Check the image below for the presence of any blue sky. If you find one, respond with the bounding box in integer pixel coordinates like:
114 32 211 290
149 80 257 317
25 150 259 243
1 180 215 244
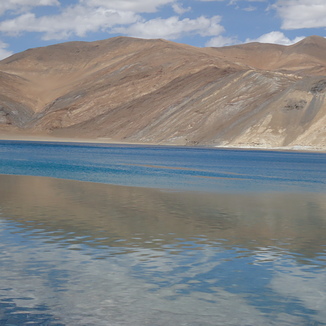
0 0 325 59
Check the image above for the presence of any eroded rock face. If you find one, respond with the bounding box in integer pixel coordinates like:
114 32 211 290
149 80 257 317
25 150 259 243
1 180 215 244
0 36 326 150
311 79 326 93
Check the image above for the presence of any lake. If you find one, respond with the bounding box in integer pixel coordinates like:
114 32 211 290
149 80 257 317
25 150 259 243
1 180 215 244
0 140 325 325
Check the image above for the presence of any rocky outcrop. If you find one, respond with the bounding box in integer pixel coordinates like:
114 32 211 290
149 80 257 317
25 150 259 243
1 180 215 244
0 36 325 150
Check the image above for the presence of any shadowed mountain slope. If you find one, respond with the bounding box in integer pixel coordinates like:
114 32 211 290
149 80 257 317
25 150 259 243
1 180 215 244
0 36 325 150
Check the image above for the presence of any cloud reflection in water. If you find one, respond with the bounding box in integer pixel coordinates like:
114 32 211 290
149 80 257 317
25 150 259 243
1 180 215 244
0 174 325 325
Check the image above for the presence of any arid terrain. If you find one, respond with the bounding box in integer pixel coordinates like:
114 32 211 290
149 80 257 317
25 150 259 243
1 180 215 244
0 35 325 150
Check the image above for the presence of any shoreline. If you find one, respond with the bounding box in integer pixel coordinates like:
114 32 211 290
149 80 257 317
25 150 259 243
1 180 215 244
0 133 154 146
0 133 325 154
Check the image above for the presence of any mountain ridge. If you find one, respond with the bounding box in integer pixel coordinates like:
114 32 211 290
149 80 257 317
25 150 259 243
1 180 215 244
0 36 325 150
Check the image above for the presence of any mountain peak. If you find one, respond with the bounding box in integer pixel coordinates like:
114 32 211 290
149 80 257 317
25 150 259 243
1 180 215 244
294 35 326 47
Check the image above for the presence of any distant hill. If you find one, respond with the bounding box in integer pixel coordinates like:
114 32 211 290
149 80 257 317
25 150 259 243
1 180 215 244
0 35 326 150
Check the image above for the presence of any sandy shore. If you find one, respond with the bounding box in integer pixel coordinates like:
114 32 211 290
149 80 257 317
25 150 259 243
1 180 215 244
0 133 149 145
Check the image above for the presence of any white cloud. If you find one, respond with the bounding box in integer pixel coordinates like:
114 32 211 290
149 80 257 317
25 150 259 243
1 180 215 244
243 6 257 11
228 0 266 4
0 40 13 60
113 15 224 40
80 0 175 13
0 1 224 43
0 0 59 15
172 2 191 14
273 0 326 30
245 31 305 45
0 5 140 40
205 35 239 47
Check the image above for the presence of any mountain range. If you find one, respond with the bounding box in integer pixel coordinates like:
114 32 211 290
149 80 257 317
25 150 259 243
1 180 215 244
0 35 325 150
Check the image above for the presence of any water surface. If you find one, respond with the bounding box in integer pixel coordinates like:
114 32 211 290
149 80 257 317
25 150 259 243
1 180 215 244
0 140 325 192
0 175 325 325
0 141 325 325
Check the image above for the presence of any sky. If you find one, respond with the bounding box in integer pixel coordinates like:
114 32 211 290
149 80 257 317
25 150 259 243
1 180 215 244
0 0 325 60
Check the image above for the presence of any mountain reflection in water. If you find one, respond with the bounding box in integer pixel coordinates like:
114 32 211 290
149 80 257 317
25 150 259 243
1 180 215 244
0 174 325 326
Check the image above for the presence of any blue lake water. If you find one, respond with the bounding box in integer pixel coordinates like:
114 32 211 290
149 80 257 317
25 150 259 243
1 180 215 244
1 140 326 193
0 140 325 325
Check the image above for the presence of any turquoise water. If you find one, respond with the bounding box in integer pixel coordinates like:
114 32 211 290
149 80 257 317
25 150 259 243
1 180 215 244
0 141 325 325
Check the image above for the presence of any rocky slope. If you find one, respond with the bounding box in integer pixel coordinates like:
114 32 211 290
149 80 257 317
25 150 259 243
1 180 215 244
0 35 325 150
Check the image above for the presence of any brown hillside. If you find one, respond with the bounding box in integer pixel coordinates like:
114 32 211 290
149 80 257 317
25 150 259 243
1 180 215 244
0 36 325 150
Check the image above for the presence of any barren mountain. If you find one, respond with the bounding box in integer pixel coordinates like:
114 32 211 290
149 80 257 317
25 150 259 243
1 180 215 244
0 35 325 150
